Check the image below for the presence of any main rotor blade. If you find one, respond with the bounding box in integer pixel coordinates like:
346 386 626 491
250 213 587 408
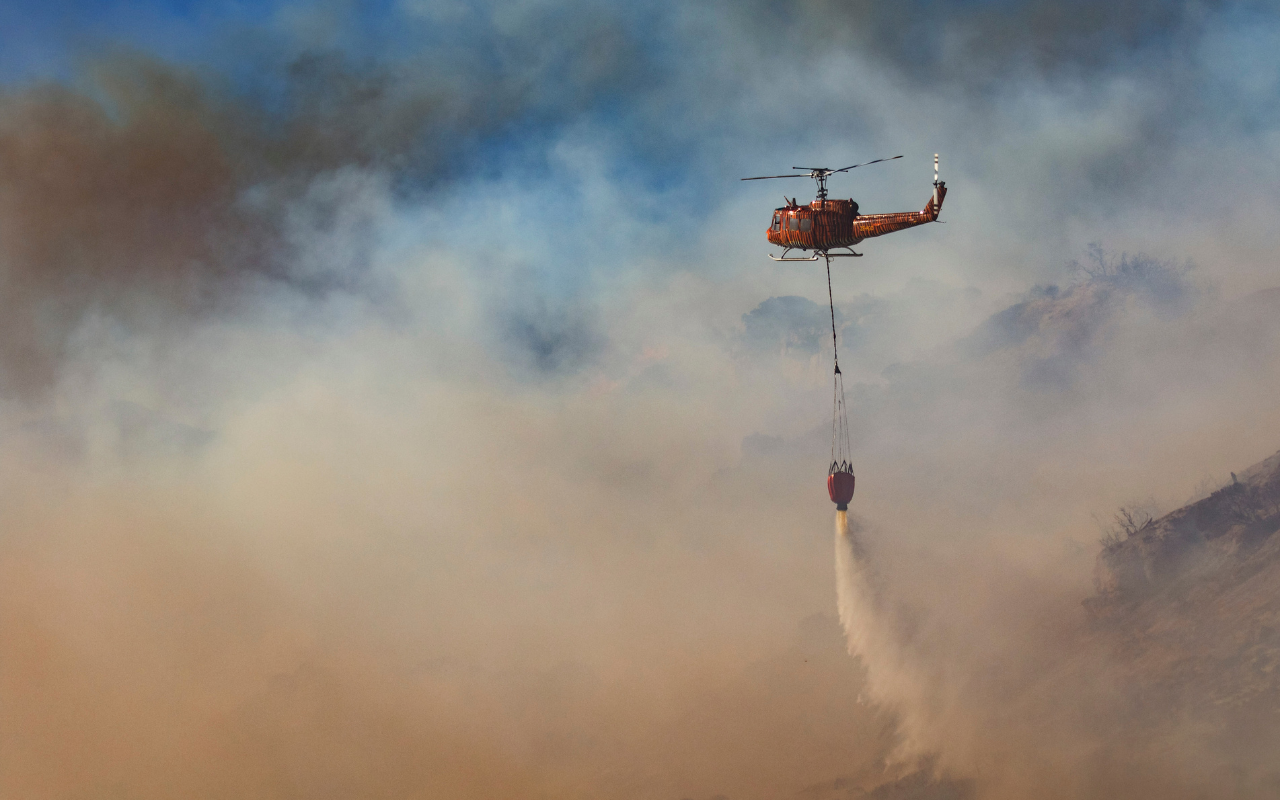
790 167 830 172
833 155 902 173
740 174 809 180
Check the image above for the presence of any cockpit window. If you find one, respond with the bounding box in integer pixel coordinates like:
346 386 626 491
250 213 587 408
772 214 781 232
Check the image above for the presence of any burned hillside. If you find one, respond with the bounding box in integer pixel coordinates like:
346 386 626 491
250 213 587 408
1086 449 1280 791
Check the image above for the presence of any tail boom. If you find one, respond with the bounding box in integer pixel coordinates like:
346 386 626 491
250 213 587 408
850 184 946 243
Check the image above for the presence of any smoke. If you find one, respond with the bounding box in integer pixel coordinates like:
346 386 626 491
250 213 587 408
0 4 658 400
3 3 1280 799
7 239 1280 799
0 55 397 399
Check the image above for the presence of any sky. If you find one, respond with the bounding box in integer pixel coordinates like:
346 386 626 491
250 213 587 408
2 2 1280 799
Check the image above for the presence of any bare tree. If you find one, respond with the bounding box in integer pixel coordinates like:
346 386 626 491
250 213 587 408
1068 243 1192 306
1115 506 1153 536
1095 503 1156 550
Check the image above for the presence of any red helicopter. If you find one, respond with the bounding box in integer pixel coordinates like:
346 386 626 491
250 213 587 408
742 154 947 261
742 155 949 511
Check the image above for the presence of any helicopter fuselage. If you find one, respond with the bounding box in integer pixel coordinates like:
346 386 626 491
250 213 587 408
767 185 947 253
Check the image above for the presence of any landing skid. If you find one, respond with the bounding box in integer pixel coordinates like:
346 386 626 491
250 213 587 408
768 248 862 262
768 252 820 261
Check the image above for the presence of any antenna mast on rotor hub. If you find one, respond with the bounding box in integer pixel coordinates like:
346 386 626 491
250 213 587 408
814 171 829 206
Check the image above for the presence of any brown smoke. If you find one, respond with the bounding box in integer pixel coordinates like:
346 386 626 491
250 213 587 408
0 373 894 799
0 49 535 400
5 257 1280 799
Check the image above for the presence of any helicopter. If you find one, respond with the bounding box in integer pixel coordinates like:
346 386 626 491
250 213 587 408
741 155 949 512
742 155 947 260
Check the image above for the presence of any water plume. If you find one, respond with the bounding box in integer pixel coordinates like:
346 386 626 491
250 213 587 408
832 511 932 766
833 511 875 664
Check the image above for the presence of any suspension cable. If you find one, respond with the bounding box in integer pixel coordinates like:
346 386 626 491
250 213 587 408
825 254 840 374
826 252 853 472
831 367 838 468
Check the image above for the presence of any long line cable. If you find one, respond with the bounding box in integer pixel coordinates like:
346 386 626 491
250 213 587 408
828 255 838 468
826 255 840 374
826 254 852 472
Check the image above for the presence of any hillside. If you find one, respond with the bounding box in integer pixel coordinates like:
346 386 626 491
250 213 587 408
1086 448 1280 778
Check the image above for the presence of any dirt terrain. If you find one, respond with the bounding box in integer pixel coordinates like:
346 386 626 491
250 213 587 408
1079 450 1280 790
1089 449 1280 714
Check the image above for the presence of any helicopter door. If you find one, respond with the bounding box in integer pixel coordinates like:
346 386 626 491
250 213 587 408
788 216 799 231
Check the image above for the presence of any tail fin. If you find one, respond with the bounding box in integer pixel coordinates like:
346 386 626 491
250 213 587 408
923 153 947 220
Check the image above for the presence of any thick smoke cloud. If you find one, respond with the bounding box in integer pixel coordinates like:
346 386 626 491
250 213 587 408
3 2 1280 799
2 0 1276 396
0 4 656 399
0 54 420 398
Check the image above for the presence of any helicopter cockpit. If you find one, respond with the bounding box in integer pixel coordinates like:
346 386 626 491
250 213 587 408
772 209 814 233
